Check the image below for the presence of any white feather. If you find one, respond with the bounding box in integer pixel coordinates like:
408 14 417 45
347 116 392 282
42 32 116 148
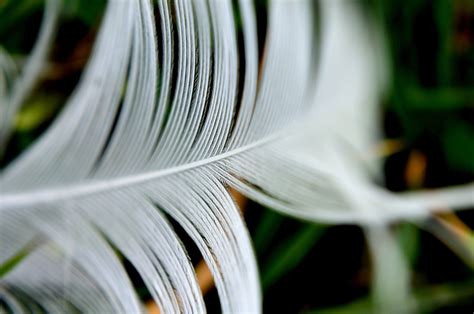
1 0 311 312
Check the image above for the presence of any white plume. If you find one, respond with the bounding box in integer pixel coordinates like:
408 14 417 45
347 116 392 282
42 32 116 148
0 0 472 313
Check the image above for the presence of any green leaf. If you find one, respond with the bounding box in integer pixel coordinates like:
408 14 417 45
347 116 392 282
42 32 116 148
402 87 474 110
0 246 30 277
434 0 453 86
253 209 284 255
261 223 326 289
62 0 106 26
305 280 474 314
442 121 474 173
14 94 62 131
397 223 420 265
0 0 43 40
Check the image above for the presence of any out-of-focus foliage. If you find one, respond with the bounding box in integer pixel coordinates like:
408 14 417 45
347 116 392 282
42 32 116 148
376 0 474 177
0 0 104 53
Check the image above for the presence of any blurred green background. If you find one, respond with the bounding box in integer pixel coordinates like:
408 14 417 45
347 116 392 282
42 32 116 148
0 0 473 313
